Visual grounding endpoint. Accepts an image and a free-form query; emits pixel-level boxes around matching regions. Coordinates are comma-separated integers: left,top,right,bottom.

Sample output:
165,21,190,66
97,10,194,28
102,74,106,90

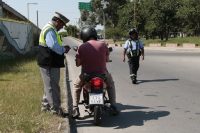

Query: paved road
64,37,200,133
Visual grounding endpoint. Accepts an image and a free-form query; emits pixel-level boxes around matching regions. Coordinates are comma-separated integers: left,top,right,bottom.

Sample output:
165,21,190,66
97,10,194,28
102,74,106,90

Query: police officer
37,12,70,117
123,28,144,84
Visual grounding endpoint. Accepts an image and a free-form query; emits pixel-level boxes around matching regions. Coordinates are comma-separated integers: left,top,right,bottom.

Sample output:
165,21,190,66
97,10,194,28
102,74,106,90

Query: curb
107,43,200,52
64,58,77,133
144,47,200,52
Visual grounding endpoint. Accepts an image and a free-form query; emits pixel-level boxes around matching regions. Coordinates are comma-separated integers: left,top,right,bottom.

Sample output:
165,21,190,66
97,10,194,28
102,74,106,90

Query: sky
2,0,90,28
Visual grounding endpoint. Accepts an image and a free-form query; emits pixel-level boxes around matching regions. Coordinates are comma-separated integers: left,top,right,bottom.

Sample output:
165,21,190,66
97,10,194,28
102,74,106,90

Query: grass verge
111,36,200,47
143,36,200,46
0,56,66,133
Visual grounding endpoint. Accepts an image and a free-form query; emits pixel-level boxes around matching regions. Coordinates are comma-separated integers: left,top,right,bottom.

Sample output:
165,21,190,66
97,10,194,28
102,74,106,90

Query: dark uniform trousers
128,56,140,79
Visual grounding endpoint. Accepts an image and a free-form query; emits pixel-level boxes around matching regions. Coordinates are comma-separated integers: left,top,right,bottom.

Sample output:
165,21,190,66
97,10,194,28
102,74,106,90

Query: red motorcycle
73,46,114,125
79,73,110,125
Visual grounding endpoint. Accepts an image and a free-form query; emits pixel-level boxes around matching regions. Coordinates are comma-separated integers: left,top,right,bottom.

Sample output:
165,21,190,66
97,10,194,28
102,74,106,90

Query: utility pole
134,1,136,26
130,0,136,27
0,0,3,17
101,0,109,40
36,10,39,27
27,2,38,20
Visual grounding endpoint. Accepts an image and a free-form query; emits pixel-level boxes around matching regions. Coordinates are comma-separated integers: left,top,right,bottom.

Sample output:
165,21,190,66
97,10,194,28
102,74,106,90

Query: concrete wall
0,19,40,54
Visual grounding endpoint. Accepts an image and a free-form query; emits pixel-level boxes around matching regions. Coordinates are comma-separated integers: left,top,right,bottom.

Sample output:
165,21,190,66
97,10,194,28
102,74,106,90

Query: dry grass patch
0,56,67,133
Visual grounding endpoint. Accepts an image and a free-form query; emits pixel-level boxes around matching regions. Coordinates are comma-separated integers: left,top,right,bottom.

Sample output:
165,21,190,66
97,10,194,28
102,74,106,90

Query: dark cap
54,12,69,25
129,28,138,35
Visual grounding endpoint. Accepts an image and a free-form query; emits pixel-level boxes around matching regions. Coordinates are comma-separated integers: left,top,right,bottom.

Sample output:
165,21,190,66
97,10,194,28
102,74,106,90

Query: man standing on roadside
37,12,70,117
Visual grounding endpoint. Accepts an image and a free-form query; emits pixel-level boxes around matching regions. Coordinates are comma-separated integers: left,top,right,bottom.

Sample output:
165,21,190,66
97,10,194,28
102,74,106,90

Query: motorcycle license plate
89,93,103,105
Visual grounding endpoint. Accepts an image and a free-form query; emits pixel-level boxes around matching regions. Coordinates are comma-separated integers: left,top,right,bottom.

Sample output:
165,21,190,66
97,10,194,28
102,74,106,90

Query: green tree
147,0,181,40
118,0,182,40
117,1,148,32
65,25,79,37
177,0,200,36
91,0,127,27
136,0,156,39
80,10,90,21
86,0,200,40
106,27,126,41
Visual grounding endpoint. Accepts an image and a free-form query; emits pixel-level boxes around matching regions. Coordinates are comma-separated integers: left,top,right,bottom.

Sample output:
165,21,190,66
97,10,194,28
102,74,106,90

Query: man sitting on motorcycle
72,27,119,118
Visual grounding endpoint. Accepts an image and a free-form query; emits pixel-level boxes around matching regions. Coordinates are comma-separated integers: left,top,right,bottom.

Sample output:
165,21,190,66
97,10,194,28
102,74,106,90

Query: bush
0,52,15,61
59,31,68,37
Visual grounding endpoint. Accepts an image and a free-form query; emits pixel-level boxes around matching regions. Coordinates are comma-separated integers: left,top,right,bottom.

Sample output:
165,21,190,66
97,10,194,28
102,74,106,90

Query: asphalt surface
64,37,200,133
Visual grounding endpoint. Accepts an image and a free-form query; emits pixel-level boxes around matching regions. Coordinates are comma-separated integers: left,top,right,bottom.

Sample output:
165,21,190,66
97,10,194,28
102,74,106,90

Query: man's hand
141,55,144,60
123,50,126,62
123,57,126,62
140,49,144,60
64,45,71,53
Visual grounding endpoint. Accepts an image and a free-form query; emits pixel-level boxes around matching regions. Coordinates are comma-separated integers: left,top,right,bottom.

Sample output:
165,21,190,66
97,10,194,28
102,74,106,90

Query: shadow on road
76,103,170,129
137,78,179,84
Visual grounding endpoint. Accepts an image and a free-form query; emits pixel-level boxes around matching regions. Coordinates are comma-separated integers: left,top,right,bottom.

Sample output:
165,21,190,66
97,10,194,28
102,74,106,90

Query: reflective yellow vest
39,23,62,46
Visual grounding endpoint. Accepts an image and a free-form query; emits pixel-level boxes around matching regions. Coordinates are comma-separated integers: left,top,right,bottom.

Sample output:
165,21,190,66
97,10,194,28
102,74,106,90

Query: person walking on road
37,12,71,117
123,28,144,84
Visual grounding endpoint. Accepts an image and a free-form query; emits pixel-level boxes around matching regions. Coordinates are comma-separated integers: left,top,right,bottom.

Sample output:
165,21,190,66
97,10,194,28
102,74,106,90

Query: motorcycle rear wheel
94,106,102,125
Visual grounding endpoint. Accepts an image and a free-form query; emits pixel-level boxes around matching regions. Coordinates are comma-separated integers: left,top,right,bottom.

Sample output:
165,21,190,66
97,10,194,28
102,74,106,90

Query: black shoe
110,105,119,116
72,106,80,119
130,74,137,84
41,106,50,112
41,104,50,112
132,79,137,84
57,108,69,118
51,108,69,118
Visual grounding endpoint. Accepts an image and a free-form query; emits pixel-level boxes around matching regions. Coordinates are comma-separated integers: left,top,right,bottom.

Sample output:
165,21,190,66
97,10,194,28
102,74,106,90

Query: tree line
79,0,200,41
